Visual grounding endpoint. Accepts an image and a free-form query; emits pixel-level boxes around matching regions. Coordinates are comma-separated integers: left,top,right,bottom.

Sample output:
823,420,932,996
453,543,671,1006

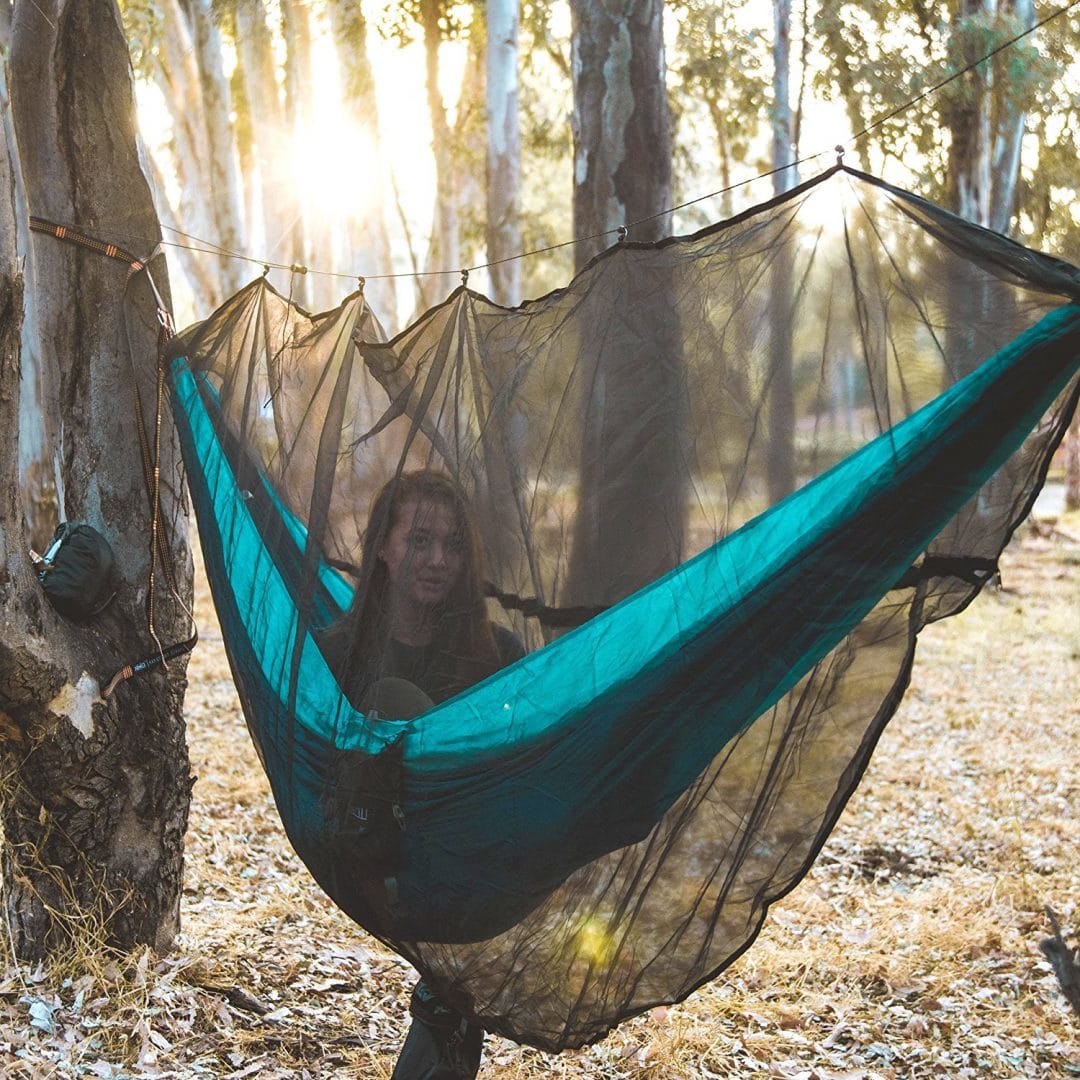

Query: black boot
391,980,484,1080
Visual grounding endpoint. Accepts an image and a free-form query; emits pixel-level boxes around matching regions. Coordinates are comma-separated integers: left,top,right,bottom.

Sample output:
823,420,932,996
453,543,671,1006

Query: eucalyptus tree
1,0,192,961
486,0,522,307
565,0,685,605
813,0,1050,233
123,0,246,311
377,0,486,314
568,0,672,267
326,0,399,323
768,0,798,502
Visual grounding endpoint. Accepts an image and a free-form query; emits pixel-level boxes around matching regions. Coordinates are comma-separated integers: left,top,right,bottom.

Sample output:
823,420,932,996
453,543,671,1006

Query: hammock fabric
168,165,1080,1051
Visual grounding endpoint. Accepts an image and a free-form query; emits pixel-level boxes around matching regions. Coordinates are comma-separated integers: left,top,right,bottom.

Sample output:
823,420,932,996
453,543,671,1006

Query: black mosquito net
168,165,1080,1050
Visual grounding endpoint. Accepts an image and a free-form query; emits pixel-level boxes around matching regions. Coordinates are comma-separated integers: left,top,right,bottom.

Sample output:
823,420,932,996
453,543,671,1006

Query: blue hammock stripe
170,304,1080,942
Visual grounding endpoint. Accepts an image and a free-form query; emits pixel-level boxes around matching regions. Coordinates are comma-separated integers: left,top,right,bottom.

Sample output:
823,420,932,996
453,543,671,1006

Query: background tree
669,0,771,222
124,0,246,311
486,0,522,306
0,0,192,960
566,0,686,605
326,0,399,323
767,0,798,503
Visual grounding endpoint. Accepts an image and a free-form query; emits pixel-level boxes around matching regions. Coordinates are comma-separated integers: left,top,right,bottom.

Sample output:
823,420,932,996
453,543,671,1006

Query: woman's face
379,497,465,609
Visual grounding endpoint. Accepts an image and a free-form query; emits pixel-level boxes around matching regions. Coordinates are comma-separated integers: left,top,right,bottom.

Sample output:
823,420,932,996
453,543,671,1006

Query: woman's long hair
323,469,500,703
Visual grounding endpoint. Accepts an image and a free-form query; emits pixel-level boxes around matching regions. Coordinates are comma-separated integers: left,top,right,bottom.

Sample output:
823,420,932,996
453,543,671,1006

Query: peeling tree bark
988,0,1034,235
947,0,995,227
569,0,671,267
1,0,193,961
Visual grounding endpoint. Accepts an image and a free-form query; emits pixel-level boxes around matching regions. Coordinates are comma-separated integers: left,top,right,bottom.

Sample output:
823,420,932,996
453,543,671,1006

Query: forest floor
1,509,1078,1079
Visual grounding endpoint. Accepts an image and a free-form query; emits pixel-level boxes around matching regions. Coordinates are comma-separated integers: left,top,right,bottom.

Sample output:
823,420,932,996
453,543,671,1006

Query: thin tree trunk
1065,405,1080,512
947,0,996,225
486,0,521,307
2,0,192,960
279,0,316,306
326,0,398,326
944,0,999,379
988,0,1034,234
143,0,220,314
187,0,246,295
2,13,56,549
419,0,459,313
768,0,797,503
235,0,289,270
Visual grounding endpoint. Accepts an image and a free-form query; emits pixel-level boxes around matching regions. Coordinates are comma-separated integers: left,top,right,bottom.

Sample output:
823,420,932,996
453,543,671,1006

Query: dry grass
2,513,1078,1078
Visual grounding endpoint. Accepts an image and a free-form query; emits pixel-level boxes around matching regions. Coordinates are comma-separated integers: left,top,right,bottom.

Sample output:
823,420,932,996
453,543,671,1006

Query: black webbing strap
29,216,147,277
483,584,607,628
893,554,999,589
325,553,610,630
102,632,199,698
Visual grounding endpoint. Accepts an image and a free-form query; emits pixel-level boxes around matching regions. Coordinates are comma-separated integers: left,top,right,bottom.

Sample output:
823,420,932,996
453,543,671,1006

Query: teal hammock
169,166,1080,1050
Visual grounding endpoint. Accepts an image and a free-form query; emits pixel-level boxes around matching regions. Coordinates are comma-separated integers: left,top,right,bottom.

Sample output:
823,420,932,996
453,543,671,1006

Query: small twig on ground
198,981,271,1016
1039,907,1080,1018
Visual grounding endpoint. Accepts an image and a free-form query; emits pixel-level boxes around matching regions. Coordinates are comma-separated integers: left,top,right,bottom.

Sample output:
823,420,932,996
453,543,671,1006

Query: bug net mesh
168,165,1080,1050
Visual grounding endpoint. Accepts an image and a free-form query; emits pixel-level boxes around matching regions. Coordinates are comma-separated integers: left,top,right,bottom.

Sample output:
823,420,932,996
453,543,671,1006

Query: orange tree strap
29,216,146,274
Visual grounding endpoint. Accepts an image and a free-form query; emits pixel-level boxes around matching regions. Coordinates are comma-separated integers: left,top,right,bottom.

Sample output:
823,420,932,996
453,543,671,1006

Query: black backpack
36,522,117,620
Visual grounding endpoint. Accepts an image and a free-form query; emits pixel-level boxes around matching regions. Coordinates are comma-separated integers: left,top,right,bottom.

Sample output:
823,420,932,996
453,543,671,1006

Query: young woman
320,468,523,1080
320,468,523,717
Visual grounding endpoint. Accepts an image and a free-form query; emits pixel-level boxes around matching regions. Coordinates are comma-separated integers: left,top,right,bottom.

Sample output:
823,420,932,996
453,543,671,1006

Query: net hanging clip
460,268,469,287
262,263,271,278
617,225,628,242
357,275,366,295
835,145,846,165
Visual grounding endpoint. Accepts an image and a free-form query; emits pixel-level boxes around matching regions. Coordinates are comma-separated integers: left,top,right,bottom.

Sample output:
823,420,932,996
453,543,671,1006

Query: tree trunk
988,0,1034,235
566,0,684,606
187,0,246,296
570,0,672,266
768,0,797,504
142,0,223,313
486,0,521,307
418,0,460,313
1065,405,1080,513
279,0,316,306
2,0,193,960
234,0,290,276
326,0,398,326
944,1,1018,376
946,0,995,225
3,15,56,550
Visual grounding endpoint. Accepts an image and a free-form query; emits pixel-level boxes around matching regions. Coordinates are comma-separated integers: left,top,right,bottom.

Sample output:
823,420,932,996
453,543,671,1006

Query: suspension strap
29,216,147,276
